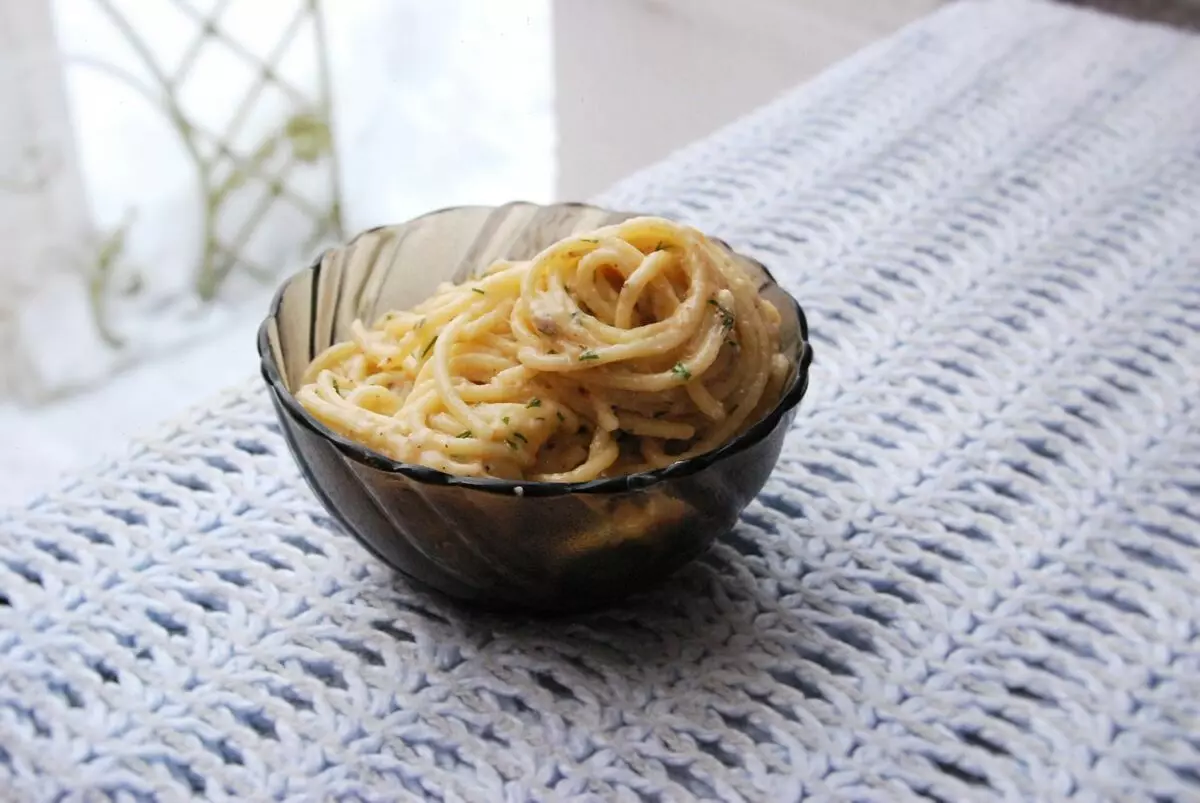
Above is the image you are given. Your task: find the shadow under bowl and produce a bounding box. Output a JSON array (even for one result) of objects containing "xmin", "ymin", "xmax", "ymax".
[{"xmin": 258, "ymin": 202, "xmax": 813, "ymax": 613}]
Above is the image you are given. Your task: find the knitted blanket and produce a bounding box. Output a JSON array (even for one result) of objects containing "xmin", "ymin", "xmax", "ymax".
[{"xmin": 3, "ymin": 1, "xmax": 1198, "ymax": 800}]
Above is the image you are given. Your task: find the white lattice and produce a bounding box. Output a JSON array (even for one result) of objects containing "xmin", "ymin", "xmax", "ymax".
[
  {"xmin": 1, "ymin": 0, "xmax": 341, "ymax": 402},
  {"xmin": 1, "ymin": 1, "xmax": 1199, "ymax": 800}
]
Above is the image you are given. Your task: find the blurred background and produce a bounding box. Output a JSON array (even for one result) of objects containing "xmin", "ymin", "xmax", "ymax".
[{"xmin": 0, "ymin": 0, "xmax": 938, "ymax": 505}]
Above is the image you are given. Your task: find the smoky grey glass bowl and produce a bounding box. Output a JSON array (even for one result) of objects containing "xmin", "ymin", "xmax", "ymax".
[{"xmin": 258, "ymin": 202, "xmax": 813, "ymax": 612}]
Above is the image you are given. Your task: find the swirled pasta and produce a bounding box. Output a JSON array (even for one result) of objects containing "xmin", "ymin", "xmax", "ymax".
[{"xmin": 296, "ymin": 216, "xmax": 791, "ymax": 482}]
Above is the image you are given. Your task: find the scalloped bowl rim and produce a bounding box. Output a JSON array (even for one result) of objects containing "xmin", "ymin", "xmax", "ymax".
[{"xmin": 257, "ymin": 202, "xmax": 814, "ymax": 498}]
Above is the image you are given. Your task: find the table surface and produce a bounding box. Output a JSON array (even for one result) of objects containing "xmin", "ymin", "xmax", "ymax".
[{"xmin": 3, "ymin": 1, "xmax": 1200, "ymax": 800}]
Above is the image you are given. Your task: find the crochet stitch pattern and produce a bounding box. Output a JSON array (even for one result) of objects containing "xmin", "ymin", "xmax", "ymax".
[{"xmin": 1, "ymin": 1, "xmax": 1198, "ymax": 800}]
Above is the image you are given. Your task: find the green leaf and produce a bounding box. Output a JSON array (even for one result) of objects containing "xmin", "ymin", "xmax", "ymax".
[
  {"xmin": 284, "ymin": 113, "xmax": 332, "ymax": 163},
  {"xmin": 579, "ymin": 349, "xmax": 600, "ymax": 361},
  {"xmin": 672, "ymin": 362, "xmax": 692, "ymax": 381}
]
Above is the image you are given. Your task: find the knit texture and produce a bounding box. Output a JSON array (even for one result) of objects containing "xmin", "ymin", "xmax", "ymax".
[{"xmin": 3, "ymin": 1, "xmax": 1199, "ymax": 800}]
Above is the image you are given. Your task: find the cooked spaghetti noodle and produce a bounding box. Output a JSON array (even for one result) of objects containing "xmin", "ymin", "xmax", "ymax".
[{"xmin": 296, "ymin": 216, "xmax": 791, "ymax": 482}]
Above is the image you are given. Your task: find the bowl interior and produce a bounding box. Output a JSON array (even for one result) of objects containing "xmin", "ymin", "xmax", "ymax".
[{"xmin": 262, "ymin": 202, "xmax": 810, "ymax": 469}]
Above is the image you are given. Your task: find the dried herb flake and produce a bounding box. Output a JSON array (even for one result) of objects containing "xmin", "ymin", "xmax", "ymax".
[{"xmin": 708, "ymin": 298, "xmax": 735, "ymax": 330}]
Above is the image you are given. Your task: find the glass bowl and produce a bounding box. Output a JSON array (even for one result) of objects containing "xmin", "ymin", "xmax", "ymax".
[{"xmin": 257, "ymin": 202, "xmax": 813, "ymax": 612}]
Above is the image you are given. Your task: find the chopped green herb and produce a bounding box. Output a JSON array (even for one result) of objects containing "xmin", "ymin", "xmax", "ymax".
[
  {"xmin": 579, "ymin": 349, "xmax": 600, "ymax": 361},
  {"xmin": 421, "ymin": 336, "xmax": 438, "ymax": 357},
  {"xmin": 502, "ymin": 416, "xmax": 510, "ymax": 425},
  {"xmin": 456, "ymin": 430, "xmax": 472, "ymax": 439},
  {"xmin": 512, "ymin": 432, "xmax": 528, "ymax": 444},
  {"xmin": 526, "ymin": 398, "xmax": 542, "ymax": 408},
  {"xmin": 708, "ymin": 298, "xmax": 735, "ymax": 329},
  {"xmin": 580, "ymin": 238, "xmax": 599, "ymax": 244},
  {"xmin": 672, "ymin": 362, "xmax": 692, "ymax": 381},
  {"xmin": 556, "ymin": 411, "xmax": 566, "ymax": 423},
  {"xmin": 471, "ymin": 287, "xmax": 485, "ymax": 295},
  {"xmin": 330, "ymin": 378, "xmax": 341, "ymax": 394},
  {"xmin": 505, "ymin": 438, "xmax": 519, "ymax": 450}
]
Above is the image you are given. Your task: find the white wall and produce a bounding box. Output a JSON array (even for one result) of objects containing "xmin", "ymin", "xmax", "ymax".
[{"xmin": 553, "ymin": 0, "xmax": 939, "ymax": 199}]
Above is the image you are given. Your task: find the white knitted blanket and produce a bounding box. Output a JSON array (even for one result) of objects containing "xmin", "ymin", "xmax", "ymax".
[{"xmin": 3, "ymin": 1, "xmax": 1199, "ymax": 800}]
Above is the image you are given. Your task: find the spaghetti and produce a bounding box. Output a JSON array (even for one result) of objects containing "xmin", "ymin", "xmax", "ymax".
[{"xmin": 296, "ymin": 216, "xmax": 791, "ymax": 482}]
